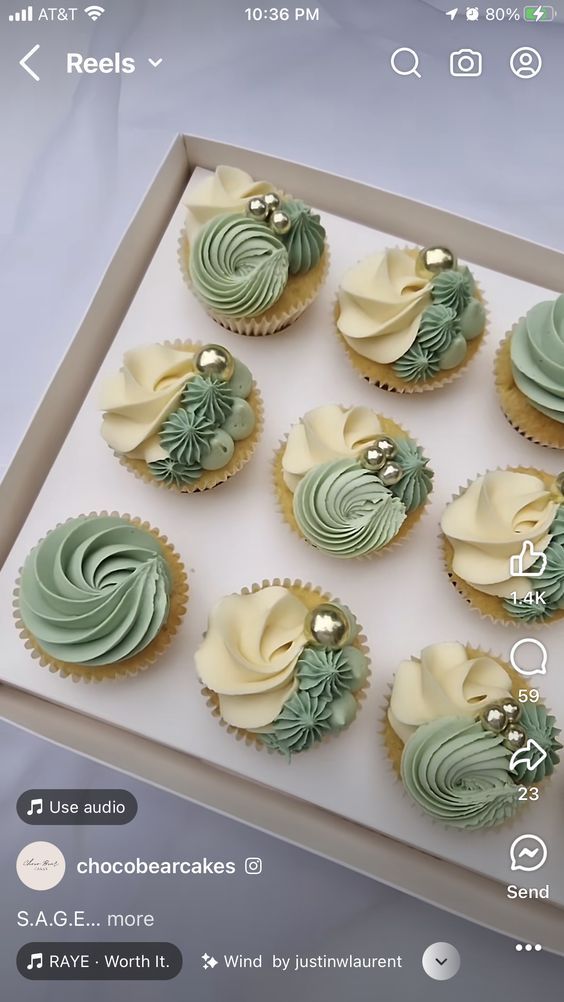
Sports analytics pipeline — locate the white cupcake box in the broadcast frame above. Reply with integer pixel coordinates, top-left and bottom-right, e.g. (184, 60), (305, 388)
(1, 136), (564, 953)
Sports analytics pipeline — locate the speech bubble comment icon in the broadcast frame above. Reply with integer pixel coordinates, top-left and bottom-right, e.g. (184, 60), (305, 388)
(509, 834), (548, 873)
(509, 638), (547, 677)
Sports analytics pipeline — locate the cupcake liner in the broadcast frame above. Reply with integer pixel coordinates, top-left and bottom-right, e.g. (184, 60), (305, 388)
(112, 340), (264, 494)
(381, 645), (553, 832)
(13, 512), (189, 683)
(441, 466), (564, 627)
(495, 329), (564, 450)
(178, 230), (330, 337)
(273, 413), (432, 560)
(334, 247), (488, 394)
(201, 577), (371, 752)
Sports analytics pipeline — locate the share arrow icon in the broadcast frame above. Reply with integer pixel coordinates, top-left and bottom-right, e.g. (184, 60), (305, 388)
(446, 7), (459, 18)
(509, 738), (548, 775)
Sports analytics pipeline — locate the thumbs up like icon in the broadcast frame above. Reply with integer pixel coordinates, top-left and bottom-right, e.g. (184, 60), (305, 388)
(509, 540), (547, 578)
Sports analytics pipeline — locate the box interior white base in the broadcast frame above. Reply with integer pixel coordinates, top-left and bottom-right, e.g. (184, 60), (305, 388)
(1, 166), (563, 909)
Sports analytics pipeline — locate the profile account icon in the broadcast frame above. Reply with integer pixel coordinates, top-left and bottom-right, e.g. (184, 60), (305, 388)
(510, 47), (542, 79)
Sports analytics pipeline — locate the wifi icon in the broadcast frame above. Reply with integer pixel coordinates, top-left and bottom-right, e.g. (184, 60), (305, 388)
(84, 4), (105, 19)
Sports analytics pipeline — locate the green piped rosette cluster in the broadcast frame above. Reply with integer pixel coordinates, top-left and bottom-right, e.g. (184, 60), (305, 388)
(147, 347), (258, 491)
(187, 191), (327, 331)
(396, 680), (561, 832)
(261, 605), (370, 758)
(504, 506), (564, 622)
(393, 264), (485, 384)
(291, 432), (434, 558)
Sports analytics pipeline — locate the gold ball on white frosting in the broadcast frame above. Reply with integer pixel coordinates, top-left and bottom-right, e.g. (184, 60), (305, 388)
(263, 192), (280, 214)
(195, 344), (235, 382)
(270, 209), (291, 235)
(304, 603), (351, 650)
(247, 196), (268, 221)
(416, 246), (457, 277)
(359, 443), (386, 472)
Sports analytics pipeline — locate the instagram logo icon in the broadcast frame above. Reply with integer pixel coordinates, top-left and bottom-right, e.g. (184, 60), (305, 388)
(244, 857), (263, 875)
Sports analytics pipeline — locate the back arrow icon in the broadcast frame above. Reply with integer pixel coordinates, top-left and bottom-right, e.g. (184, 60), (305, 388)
(20, 44), (40, 81)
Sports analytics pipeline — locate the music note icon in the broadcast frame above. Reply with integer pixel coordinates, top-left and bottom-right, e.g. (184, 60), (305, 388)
(27, 953), (43, 970)
(27, 799), (43, 817)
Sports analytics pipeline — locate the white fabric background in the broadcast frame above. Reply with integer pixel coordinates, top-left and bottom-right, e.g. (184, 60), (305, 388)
(1, 1), (563, 995)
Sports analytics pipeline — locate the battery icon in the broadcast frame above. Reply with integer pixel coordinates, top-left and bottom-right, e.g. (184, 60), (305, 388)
(523, 5), (554, 18)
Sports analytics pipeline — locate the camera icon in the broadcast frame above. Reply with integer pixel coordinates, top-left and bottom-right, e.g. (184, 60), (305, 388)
(244, 857), (263, 875)
(450, 48), (482, 77)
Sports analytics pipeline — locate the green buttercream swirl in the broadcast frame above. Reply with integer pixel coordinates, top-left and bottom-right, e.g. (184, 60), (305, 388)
(293, 458), (406, 558)
(431, 267), (473, 313)
(189, 213), (289, 317)
(512, 703), (562, 783)
(393, 342), (440, 382)
(389, 437), (434, 513)
(181, 375), (233, 425)
(416, 304), (460, 356)
(160, 408), (214, 465)
(262, 690), (333, 755)
(279, 199), (326, 275)
(297, 645), (368, 699)
(148, 456), (203, 487)
(511, 295), (564, 423)
(401, 717), (519, 830)
(18, 515), (171, 667)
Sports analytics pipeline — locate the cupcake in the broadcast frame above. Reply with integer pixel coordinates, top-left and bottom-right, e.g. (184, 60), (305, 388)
(336, 246), (486, 392)
(100, 341), (262, 492)
(495, 294), (564, 448)
(273, 405), (433, 558)
(179, 165), (329, 335)
(385, 642), (561, 830)
(13, 513), (188, 682)
(195, 580), (370, 756)
(441, 467), (564, 625)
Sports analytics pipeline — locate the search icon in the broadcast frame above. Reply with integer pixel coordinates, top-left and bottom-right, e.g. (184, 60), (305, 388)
(391, 47), (421, 78)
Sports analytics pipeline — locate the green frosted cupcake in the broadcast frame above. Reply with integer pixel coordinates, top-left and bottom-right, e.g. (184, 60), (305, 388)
(179, 165), (329, 335)
(385, 642), (561, 830)
(14, 513), (189, 682)
(274, 404), (433, 558)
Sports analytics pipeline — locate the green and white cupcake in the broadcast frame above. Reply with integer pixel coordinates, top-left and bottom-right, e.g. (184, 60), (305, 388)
(336, 246), (487, 392)
(179, 165), (329, 335)
(274, 405), (433, 558)
(196, 580), (370, 756)
(385, 642), (561, 830)
(100, 341), (263, 493)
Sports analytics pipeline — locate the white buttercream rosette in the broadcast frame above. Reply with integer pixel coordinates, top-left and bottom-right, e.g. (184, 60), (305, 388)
(196, 579), (370, 751)
(441, 467), (564, 626)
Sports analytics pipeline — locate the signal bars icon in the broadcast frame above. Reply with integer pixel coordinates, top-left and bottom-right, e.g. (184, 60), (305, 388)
(9, 4), (33, 20)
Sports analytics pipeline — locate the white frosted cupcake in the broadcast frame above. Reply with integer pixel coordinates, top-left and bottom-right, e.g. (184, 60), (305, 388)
(100, 341), (263, 492)
(441, 467), (564, 625)
(336, 246), (486, 392)
(195, 580), (370, 756)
